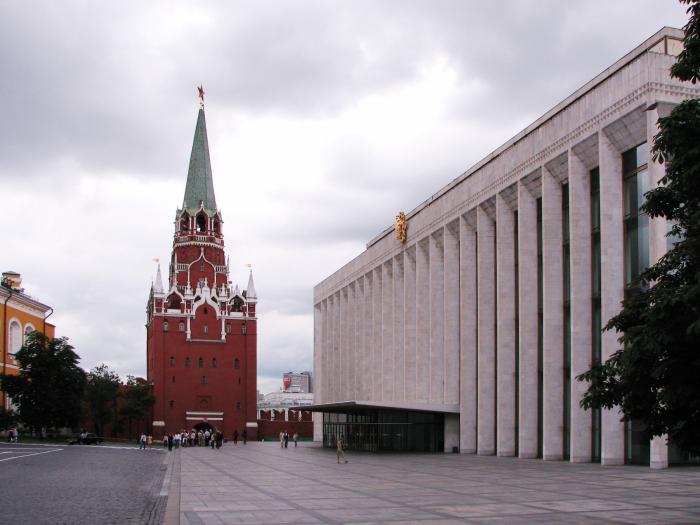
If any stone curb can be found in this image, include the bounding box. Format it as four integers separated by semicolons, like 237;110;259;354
162;451;181;525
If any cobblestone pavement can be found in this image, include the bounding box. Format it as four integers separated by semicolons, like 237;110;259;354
0;442;166;524
172;442;700;525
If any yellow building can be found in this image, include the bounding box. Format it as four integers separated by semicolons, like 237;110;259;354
1;271;55;409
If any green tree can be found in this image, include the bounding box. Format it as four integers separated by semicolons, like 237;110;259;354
84;364;121;437
120;375;155;439
578;0;700;454
1;332;85;437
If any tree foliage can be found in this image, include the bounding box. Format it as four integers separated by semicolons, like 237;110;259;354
578;0;700;454
120;375;155;437
1;332;85;435
84;364;121;436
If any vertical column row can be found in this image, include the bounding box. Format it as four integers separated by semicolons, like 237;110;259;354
477;205;496;455
496;194;516;457
542;167;564;461
362;272;373;401
568;149;593;463
382;261;394;401
416;239;430;402
598;130;626;466
348;282;356;401
518;181;539;459
404;246;417;402
393;255;405;402
372;268;383;401
429;230;445;403
444;221;460;405
460;214;478;453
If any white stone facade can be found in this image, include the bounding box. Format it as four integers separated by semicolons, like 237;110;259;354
313;28;698;466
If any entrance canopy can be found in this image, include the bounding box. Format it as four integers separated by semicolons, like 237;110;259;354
301;400;459;414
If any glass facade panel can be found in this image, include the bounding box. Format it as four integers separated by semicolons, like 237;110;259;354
622;143;650;466
322;410;444;453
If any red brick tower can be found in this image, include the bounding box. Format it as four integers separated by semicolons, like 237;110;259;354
146;91;258;440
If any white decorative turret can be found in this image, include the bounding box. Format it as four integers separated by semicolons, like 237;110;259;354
246;269;257;303
154;263;164;295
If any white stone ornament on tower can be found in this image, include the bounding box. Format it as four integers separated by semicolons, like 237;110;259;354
154;262;164;295
246;268;257;302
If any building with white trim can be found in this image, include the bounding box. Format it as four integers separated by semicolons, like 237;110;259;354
312;28;697;466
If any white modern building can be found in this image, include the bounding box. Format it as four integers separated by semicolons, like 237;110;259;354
312;28;697;467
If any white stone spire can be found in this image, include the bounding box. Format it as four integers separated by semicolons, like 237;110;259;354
154;263;164;294
246;269;257;302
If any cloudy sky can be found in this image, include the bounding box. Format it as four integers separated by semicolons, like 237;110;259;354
1;1;689;394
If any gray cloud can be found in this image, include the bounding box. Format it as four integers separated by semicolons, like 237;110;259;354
1;0;689;391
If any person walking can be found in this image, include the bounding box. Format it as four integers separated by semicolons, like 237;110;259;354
232;430;238;445
336;437;348;464
174;432;181;449
279;430;284;448
284;431;289;448
242;429;247;444
210;432;216;449
293;432;299;448
147;435;153;450
216;431;223;449
167;433;174;451
204;429;211;447
139;433;147;450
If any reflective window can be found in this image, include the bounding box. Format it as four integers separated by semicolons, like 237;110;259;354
169;356;175;367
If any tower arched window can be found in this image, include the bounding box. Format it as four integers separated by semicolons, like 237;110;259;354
185;357;191;368
163;321;169;332
198;357;203;368
201;376;206;385
203;325;208;334
212;358;217;368
234;358;240;370
226;323;231;334
197;213;207;232
179;322;185;332
180;214;189;232
24;324;35;343
169;356;175;367
8;320;21;357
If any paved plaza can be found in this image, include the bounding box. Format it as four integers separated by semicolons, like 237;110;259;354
164;442;700;525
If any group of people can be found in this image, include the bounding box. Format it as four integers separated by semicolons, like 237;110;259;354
279;430;299;448
139;428;247;451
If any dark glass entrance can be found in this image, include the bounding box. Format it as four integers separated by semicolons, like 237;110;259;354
322;410;444;452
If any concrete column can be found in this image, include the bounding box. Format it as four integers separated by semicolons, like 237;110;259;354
444;221;460;406
334;291;342;403
647;104;669;469
382;261;394;401
416;238;430;402
393;255;405;402
362;273;373;401
542;166;564;461
372;268;383;401
599;129;625;465
430;230;445;403
568;148;593;463
444;414;460;453
518;181;539;458
477;205;496;455
404;246;417;402
324;296;332;403
460;215;477;453
348;282;356;401
339;288;347;400
496;193;516;457
315;301;324;408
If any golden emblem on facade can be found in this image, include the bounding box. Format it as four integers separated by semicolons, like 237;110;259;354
394;211;408;243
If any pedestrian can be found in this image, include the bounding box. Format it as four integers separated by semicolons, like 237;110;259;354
336;437;348;464
293;432;299;448
242;429;247;444
284;430;289;448
210;432;216;449
139;433;147;450
7;428;14;443
163;435;168;448
174;432;181;449
167;433;174;451
204;429;211;447
216;431;222;449
233;430;238;445
279;430;284;448
198;430;203;446
147;435;153;450
191;430;196;446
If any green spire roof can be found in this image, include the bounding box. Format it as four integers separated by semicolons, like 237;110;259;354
182;108;217;214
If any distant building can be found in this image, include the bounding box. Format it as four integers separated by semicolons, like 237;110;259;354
1;271;56;410
283;371;312;393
